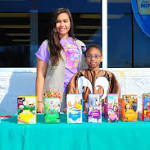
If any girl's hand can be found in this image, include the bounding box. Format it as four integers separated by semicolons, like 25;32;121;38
37;102;44;113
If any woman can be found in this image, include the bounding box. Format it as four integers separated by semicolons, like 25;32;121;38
35;8;86;112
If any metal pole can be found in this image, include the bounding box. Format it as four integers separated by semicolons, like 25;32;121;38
30;10;38;67
102;0;108;69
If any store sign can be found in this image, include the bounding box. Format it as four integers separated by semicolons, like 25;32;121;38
137;0;150;14
132;0;150;37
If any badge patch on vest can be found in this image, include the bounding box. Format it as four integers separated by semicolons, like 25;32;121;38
81;46;86;53
51;66;57;70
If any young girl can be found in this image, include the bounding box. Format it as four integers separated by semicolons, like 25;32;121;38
35;8;86;113
67;44;120;112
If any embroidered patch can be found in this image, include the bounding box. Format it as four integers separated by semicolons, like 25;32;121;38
81;46;86;53
51;66;57;70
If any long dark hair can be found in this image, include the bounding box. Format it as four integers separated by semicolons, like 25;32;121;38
48;8;75;65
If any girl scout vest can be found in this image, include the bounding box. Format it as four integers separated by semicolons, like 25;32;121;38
43;39;87;110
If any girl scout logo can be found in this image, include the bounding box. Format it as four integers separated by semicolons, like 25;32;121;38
132;0;150;37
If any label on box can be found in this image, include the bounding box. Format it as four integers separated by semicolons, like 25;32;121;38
44;97;61;123
122;95;138;122
67;94;82;123
142;93;150;121
17;96;37;124
106;94;119;122
88;94;102;123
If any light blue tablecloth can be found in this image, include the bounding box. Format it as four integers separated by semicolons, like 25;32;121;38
0;113;149;150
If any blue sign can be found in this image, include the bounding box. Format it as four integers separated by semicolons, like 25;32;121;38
132;0;150;37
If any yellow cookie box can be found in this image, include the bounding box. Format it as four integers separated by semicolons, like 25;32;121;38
121;95;138;122
17;96;37;124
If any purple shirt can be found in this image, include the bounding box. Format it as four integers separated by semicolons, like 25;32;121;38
35;37;81;92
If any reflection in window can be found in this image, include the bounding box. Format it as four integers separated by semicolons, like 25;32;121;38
0;0;101;67
108;0;150;68
0;13;30;67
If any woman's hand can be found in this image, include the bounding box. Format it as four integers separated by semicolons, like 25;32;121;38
37;102;44;113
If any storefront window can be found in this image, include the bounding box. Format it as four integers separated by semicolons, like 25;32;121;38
0;13;30;67
108;0;150;68
0;0;101;67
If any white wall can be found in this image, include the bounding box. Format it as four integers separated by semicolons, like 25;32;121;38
0;68;36;113
0;68;150;113
108;68;150;113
